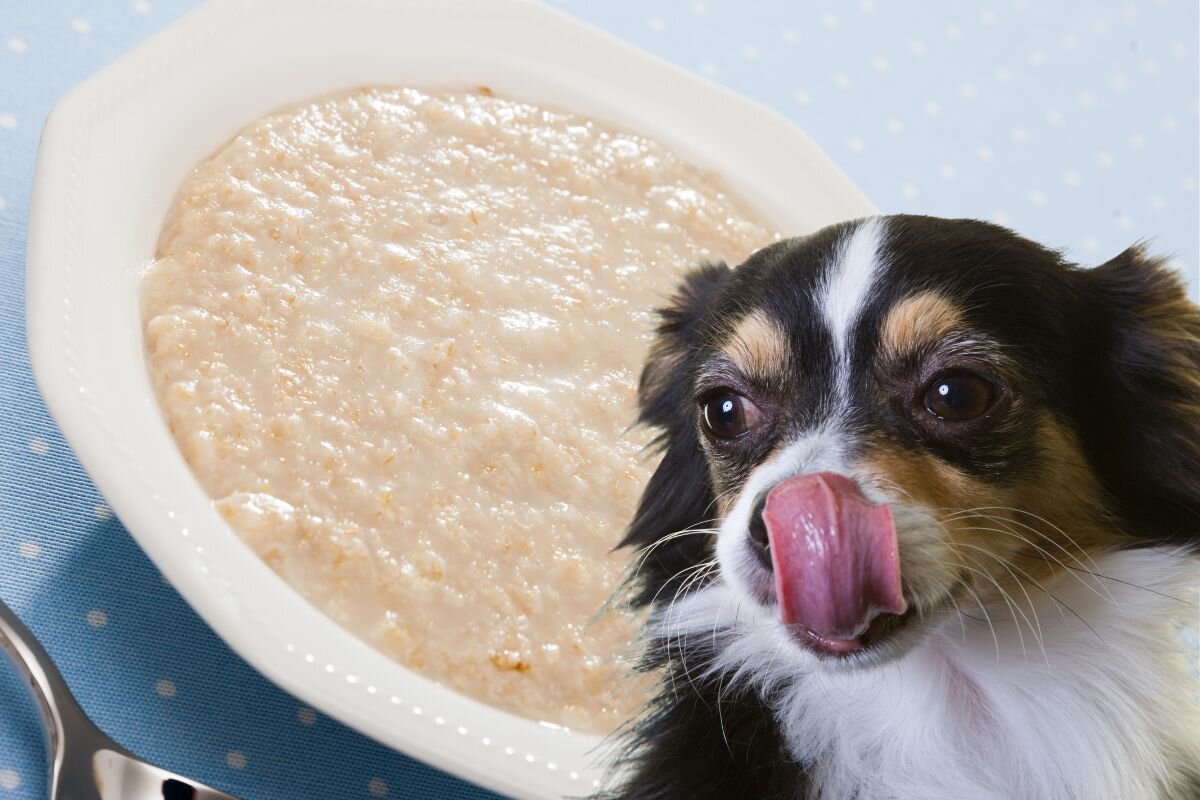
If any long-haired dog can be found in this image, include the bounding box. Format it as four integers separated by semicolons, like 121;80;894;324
605;215;1200;800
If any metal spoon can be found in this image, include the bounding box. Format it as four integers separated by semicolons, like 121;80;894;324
0;597;241;800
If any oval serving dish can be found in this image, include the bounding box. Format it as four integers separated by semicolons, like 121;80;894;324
25;0;875;796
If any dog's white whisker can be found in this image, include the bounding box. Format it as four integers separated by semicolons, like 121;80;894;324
949;521;1112;605
945;507;1115;603
951;540;1049;664
955;551;1035;662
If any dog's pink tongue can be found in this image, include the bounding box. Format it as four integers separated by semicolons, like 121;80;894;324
764;473;906;640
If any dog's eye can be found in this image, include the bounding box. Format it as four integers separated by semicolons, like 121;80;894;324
701;394;761;439
923;372;996;421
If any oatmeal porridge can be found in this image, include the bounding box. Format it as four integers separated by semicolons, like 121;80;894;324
141;86;777;731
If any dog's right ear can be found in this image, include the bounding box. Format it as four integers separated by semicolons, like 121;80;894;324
620;263;730;605
1083;248;1200;542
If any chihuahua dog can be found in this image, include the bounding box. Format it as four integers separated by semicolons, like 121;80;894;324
606;215;1200;800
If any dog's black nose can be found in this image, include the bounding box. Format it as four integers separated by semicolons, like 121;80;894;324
748;493;772;570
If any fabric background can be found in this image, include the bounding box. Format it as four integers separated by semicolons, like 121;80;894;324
0;1;1196;798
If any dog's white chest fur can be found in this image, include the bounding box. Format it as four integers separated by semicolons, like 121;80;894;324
663;549;1199;800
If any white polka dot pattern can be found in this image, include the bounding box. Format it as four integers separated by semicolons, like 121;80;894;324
574;0;1198;291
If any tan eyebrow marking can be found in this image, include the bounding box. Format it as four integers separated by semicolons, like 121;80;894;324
719;310;791;382
879;291;964;360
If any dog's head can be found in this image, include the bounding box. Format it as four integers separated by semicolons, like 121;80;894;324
624;214;1200;668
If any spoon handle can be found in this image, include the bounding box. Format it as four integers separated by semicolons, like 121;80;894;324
0;597;89;761
1;598;242;800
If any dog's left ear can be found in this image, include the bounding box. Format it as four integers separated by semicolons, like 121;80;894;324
619;263;730;604
1084;247;1200;541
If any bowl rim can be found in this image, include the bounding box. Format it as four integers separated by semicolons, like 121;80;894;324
25;0;876;797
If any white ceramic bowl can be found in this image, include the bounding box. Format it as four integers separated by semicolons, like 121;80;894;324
25;0;875;796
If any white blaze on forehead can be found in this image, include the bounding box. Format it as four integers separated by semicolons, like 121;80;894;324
816;216;886;373
715;220;886;619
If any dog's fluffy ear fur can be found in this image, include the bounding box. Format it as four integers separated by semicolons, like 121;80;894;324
619;262;730;606
1083;248;1200;542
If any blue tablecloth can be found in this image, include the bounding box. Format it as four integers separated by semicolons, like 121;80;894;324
0;1;1196;798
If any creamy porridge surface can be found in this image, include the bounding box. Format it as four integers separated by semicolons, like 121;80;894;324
142;87;777;731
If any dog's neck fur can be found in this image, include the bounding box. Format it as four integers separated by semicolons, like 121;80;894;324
652;548;1200;800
